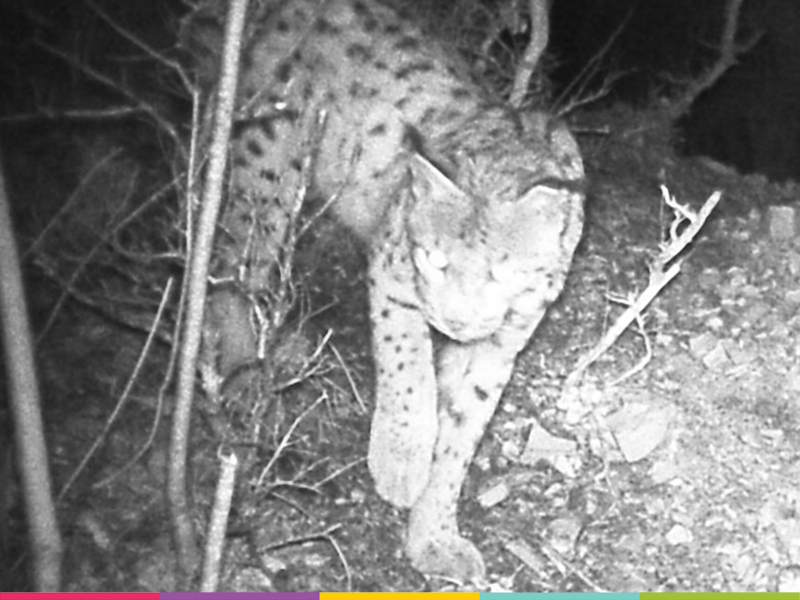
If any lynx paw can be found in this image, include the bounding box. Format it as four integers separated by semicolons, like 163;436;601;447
405;530;486;583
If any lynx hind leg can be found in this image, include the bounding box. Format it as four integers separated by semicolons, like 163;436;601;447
205;287;256;377
366;269;439;508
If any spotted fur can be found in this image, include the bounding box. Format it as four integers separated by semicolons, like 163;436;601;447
190;0;585;581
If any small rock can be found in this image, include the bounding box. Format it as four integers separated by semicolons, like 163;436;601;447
720;339;756;365
785;251;800;276
778;565;800;593
774;518;800;564
665;524;694;545
477;480;510;508
787;289;800;306
732;552;757;583
649;457;681;484
697;268;722;289
606;402;675;463
702;342;731;371
742;301;771;327
504;538;546;573
548;515;583;555
787;365;800;393
617;530;646;554
689;332;719;359
726;267;749;290
766;205;797;241
521;420;579;471
229;567;273;592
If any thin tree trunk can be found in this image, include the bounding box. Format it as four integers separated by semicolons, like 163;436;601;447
168;0;249;587
0;146;63;591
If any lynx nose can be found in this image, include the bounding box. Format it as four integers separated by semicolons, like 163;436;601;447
435;308;504;342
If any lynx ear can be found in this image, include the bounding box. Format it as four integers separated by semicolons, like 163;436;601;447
548;125;584;178
518;111;549;138
402;124;458;179
408;154;461;203
406;154;473;238
519;113;584;180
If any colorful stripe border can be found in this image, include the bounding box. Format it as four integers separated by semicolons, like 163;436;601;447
0;593;797;599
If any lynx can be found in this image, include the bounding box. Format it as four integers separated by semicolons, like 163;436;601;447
190;0;585;582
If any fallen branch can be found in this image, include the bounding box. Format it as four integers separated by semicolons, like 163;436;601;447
564;187;722;393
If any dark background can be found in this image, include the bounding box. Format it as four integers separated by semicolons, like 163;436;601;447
1;0;799;189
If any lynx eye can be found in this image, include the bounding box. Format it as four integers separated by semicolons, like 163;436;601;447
490;260;515;283
427;249;449;270
413;247;449;283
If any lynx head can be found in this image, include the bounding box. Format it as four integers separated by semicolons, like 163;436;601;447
402;119;585;342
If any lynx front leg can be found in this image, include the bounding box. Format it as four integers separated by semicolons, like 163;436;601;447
405;327;533;582
367;261;439;509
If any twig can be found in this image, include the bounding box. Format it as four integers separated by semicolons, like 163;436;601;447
34;173;139;344
22;149;124;260
106;176;183;253
56;277;174;505
1;106;149;125
554;10;631;115
30;254;175;345
34;39;186;157
36;179;138;344
268;490;313;518
606;294;652;387
329;342;367;413
262;524;352;591
256;394;327;488
565;262;680;389
84;0;195;92
538;538;609;592
92;276;182;490
272;329;334;393
274;456;330;489
658;187;722;265
312;457;366;490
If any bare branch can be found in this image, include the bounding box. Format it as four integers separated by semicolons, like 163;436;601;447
1;106;145;125
56;278;175;505
509;0;549;108
84;0;195;93
669;0;764;118
554;10;632;114
22;148;124;259
34;39;186;158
